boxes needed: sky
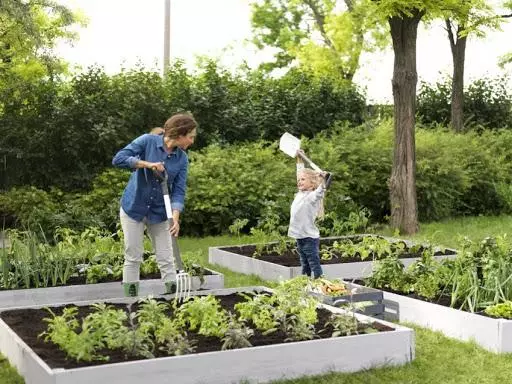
[55,0,512,104]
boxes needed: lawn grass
[1,215,512,384]
[0,355,23,384]
[272,325,512,384]
[378,214,512,248]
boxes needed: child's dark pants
[296,237,323,279]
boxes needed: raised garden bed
[0,267,224,310]
[209,235,457,281]
[0,286,414,384]
[346,282,512,354]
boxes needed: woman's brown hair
[163,113,198,139]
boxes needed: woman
[112,113,198,296]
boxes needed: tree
[369,0,460,235]
[250,0,388,81]
[0,0,84,189]
[0,0,84,83]
[444,1,508,132]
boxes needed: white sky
[55,0,512,104]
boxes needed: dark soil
[221,236,456,267]
[0,292,394,369]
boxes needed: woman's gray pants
[120,208,176,283]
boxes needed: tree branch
[303,0,334,49]
[445,19,456,52]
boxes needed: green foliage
[484,301,512,319]
[184,141,294,235]
[417,76,512,130]
[324,313,359,337]
[367,254,408,291]
[176,296,229,338]
[235,293,279,333]
[221,314,254,350]
[320,236,406,261]
[155,317,196,356]
[0,62,365,192]
[40,304,128,362]
[6,118,512,237]
[250,0,388,80]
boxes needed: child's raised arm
[296,149,305,176]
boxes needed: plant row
[39,281,378,363]
[0,228,207,290]
[364,235,512,317]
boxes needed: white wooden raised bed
[0,267,224,310]
[209,235,457,282]
[0,286,415,384]
[377,288,512,353]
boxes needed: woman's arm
[112,134,163,171]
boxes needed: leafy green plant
[181,251,207,284]
[484,301,512,319]
[85,264,113,284]
[117,303,155,359]
[176,295,229,338]
[283,314,317,342]
[406,246,443,300]
[235,293,278,333]
[367,255,408,292]
[40,304,126,362]
[140,254,159,276]
[221,314,254,350]
[228,218,249,238]
[155,317,196,356]
[324,313,359,337]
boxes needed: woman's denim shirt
[112,134,188,223]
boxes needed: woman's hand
[170,220,180,237]
[170,210,181,237]
[149,161,165,172]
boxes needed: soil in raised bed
[0,292,394,369]
[221,236,456,267]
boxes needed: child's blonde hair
[298,168,325,219]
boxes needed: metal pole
[163,0,171,71]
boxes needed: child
[288,149,330,279]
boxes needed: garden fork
[154,168,192,301]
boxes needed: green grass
[379,214,512,248]
[271,325,512,384]
[0,355,23,384]
[2,215,512,384]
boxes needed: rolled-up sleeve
[170,160,188,212]
[112,135,147,169]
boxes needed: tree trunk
[388,11,423,235]
[447,21,467,132]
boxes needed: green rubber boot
[164,281,177,294]
[123,282,139,297]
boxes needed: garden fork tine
[171,233,192,302]
[154,169,192,301]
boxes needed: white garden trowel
[279,132,333,188]
[154,169,191,301]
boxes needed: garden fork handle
[154,169,185,272]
